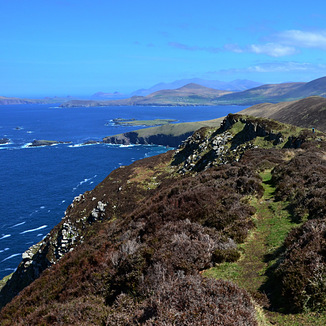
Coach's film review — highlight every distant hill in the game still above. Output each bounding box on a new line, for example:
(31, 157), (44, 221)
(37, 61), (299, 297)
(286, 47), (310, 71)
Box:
(91, 91), (128, 100)
(214, 82), (305, 105)
(238, 96), (326, 132)
(61, 83), (233, 107)
(0, 95), (77, 105)
(0, 96), (47, 105)
(284, 76), (326, 99)
(131, 78), (262, 96)
(216, 76), (326, 105)
(5, 76), (326, 107)
(62, 76), (326, 107)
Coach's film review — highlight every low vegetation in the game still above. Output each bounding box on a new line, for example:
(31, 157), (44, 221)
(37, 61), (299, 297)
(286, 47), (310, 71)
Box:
(1, 114), (326, 325)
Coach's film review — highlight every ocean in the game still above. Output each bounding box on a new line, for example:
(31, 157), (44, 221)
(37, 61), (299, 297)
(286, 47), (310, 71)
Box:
(0, 104), (245, 279)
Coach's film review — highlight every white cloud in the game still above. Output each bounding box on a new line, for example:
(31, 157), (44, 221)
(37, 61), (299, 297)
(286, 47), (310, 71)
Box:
(249, 43), (297, 57)
(168, 42), (221, 53)
(216, 61), (326, 74)
(278, 30), (326, 49)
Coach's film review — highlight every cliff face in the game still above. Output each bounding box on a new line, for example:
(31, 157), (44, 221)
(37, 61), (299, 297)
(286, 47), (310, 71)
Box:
(1, 114), (326, 325)
(103, 130), (194, 147)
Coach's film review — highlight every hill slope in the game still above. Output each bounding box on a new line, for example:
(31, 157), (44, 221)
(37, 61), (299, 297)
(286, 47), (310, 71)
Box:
(239, 96), (326, 132)
(1, 115), (326, 325)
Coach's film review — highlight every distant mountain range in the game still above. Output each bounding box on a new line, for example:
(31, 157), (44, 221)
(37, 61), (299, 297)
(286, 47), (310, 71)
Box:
(61, 76), (326, 108)
(61, 83), (233, 107)
(0, 95), (77, 105)
(3, 76), (326, 107)
(129, 78), (263, 96)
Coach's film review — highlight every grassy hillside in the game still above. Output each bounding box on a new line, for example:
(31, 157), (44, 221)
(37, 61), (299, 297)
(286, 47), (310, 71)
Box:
(1, 114), (326, 325)
(214, 82), (304, 105)
(239, 96), (326, 132)
(103, 117), (225, 146)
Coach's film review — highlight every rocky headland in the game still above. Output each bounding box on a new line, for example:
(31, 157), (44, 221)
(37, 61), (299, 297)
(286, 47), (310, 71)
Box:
(1, 113), (326, 325)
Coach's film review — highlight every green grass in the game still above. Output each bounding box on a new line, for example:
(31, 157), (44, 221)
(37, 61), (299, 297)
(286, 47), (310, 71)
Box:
(229, 121), (245, 134)
(203, 170), (326, 325)
(115, 119), (177, 126)
(202, 262), (242, 283)
(0, 273), (13, 291)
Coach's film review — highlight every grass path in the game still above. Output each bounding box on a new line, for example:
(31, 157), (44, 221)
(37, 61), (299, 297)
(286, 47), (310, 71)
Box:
(203, 170), (326, 325)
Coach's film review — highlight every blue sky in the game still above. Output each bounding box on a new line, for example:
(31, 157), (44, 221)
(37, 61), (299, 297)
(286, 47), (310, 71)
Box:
(1, 0), (326, 97)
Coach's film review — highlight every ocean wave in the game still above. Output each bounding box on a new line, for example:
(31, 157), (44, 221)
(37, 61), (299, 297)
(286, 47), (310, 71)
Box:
(72, 175), (98, 192)
(21, 142), (33, 149)
(104, 143), (137, 148)
(20, 225), (47, 234)
(68, 143), (84, 148)
(0, 234), (11, 240)
(0, 248), (9, 253)
(0, 141), (11, 146)
(68, 142), (100, 148)
(1, 253), (21, 262)
(9, 221), (26, 228)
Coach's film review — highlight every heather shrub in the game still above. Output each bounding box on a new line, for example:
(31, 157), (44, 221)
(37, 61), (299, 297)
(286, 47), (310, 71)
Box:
(106, 275), (258, 326)
(272, 219), (326, 312)
(272, 149), (326, 222)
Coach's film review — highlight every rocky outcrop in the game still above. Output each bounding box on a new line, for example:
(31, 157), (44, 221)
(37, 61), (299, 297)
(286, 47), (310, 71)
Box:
(0, 192), (110, 308)
(172, 114), (311, 174)
(28, 140), (71, 147)
(0, 138), (10, 145)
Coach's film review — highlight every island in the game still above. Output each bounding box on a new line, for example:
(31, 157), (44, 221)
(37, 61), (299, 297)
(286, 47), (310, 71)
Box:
(28, 140), (71, 147)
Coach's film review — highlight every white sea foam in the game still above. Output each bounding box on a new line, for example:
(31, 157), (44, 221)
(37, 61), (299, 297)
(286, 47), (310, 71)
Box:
(0, 248), (10, 253)
(69, 142), (99, 148)
(1, 253), (21, 262)
(20, 225), (47, 234)
(69, 144), (83, 148)
(72, 175), (98, 192)
(0, 234), (11, 240)
(21, 142), (33, 149)
(9, 221), (26, 228)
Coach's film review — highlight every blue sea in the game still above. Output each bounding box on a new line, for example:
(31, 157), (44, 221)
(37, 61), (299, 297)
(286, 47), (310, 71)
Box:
(0, 104), (245, 279)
